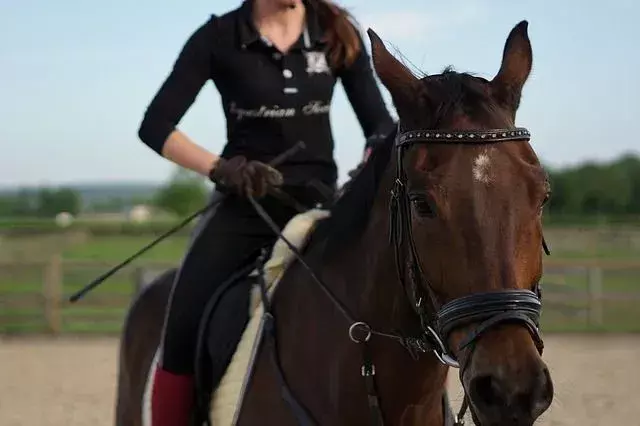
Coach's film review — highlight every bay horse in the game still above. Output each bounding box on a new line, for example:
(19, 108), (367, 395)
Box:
(116, 20), (554, 426)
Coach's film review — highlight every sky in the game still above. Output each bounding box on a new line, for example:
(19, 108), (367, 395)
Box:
(2, 0), (638, 187)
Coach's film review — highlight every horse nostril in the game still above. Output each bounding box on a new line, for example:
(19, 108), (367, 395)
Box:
(469, 374), (506, 409)
(467, 366), (553, 421)
(531, 367), (554, 416)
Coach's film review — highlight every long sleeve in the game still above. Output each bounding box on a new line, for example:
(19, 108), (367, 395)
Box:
(338, 29), (396, 149)
(137, 16), (218, 155)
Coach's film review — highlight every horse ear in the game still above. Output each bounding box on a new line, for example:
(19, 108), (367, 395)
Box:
(367, 29), (420, 112)
(491, 21), (533, 111)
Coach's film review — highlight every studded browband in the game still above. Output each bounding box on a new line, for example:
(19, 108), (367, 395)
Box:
(397, 127), (531, 146)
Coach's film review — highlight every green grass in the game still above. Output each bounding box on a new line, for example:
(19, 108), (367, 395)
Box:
(0, 217), (191, 234)
(550, 248), (640, 260)
(1, 226), (640, 335)
(62, 235), (188, 262)
(0, 230), (189, 264)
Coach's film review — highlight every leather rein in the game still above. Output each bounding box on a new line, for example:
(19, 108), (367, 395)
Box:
(243, 125), (550, 426)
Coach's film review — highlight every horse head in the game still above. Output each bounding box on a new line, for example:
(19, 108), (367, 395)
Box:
(368, 21), (554, 425)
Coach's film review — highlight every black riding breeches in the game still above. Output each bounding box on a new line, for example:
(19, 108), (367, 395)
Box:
(159, 189), (320, 375)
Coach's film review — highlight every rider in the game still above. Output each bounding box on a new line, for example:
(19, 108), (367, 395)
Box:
(137, 0), (394, 424)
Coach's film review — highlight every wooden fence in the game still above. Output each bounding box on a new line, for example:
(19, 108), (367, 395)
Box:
(0, 256), (175, 334)
(1, 257), (639, 334)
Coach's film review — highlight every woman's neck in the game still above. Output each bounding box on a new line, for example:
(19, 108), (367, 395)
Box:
(253, 0), (306, 33)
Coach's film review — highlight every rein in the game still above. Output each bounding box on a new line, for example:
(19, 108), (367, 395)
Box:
(247, 196), (414, 426)
(244, 125), (550, 426)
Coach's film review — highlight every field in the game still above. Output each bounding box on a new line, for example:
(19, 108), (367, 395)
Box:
(0, 335), (638, 426)
(2, 224), (640, 334)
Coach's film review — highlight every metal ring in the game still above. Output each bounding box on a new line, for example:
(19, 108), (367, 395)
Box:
(425, 325), (449, 354)
(425, 325), (460, 368)
(348, 322), (372, 343)
(435, 351), (461, 369)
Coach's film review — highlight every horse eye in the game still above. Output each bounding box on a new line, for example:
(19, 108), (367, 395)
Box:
(541, 191), (551, 207)
(409, 193), (436, 218)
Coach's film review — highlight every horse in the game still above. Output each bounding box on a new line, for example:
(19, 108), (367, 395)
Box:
(115, 20), (554, 426)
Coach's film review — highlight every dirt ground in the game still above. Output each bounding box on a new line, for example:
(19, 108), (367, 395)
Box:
(0, 335), (638, 425)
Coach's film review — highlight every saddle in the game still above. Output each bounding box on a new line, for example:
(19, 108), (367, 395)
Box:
(193, 207), (331, 425)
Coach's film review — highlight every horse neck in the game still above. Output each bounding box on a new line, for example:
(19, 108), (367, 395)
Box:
(329, 158), (417, 329)
(321, 164), (450, 423)
(354, 179), (416, 325)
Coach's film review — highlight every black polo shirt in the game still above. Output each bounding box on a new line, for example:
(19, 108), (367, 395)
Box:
(138, 0), (394, 187)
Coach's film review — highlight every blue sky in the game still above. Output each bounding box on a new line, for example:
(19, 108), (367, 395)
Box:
(2, 0), (638, 187)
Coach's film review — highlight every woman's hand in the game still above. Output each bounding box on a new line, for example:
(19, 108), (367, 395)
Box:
(209, 156), (283, 198)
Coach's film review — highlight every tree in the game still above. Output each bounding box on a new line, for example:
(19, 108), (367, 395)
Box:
(546, 153), (640, 217)
(36, 187), (82, 217)
(90, 197), (127, 213)
(153, 168), (209, 217)
(0, 189), (36, 217)
(12, 189), (36, 215)
(614, 154), (640, 213)
(0, 196), (16, 217)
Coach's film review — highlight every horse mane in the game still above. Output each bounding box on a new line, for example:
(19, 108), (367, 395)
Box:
(310, 125), (397, 256)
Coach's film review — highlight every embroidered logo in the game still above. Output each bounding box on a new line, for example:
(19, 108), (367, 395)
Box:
(304, 51), (330, 75)
(302, 100), (330, 115)
(228, 101), (330, 120)
(229, 102), (295, 120)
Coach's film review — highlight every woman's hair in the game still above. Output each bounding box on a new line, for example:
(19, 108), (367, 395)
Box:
(311, 0), (361, 70)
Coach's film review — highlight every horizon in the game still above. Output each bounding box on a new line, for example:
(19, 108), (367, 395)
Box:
(3, 0), (639, 187)
(1, 150), (639, 191)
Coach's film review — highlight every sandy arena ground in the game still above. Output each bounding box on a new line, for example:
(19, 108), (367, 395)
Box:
(0, 335), (638, 425)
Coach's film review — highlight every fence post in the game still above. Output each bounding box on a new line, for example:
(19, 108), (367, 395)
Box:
(43, 254), (63, 334)
(134, 267), (146, 296)
(587, 266), (603, 327)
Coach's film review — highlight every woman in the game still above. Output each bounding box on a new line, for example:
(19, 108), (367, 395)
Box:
(137, 0), (394, 424)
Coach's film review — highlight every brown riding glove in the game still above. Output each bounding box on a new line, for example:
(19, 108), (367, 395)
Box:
(208, 156), (283, 198)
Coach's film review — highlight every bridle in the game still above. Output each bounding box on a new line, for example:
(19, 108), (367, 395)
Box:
(388, 124), (549, 423)
(244, 125), (550, 426)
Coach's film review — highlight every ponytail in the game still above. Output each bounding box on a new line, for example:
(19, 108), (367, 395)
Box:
(311, 0), (361, 70)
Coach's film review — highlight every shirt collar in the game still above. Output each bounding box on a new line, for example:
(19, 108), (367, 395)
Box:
(237, 0), (324, 49)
